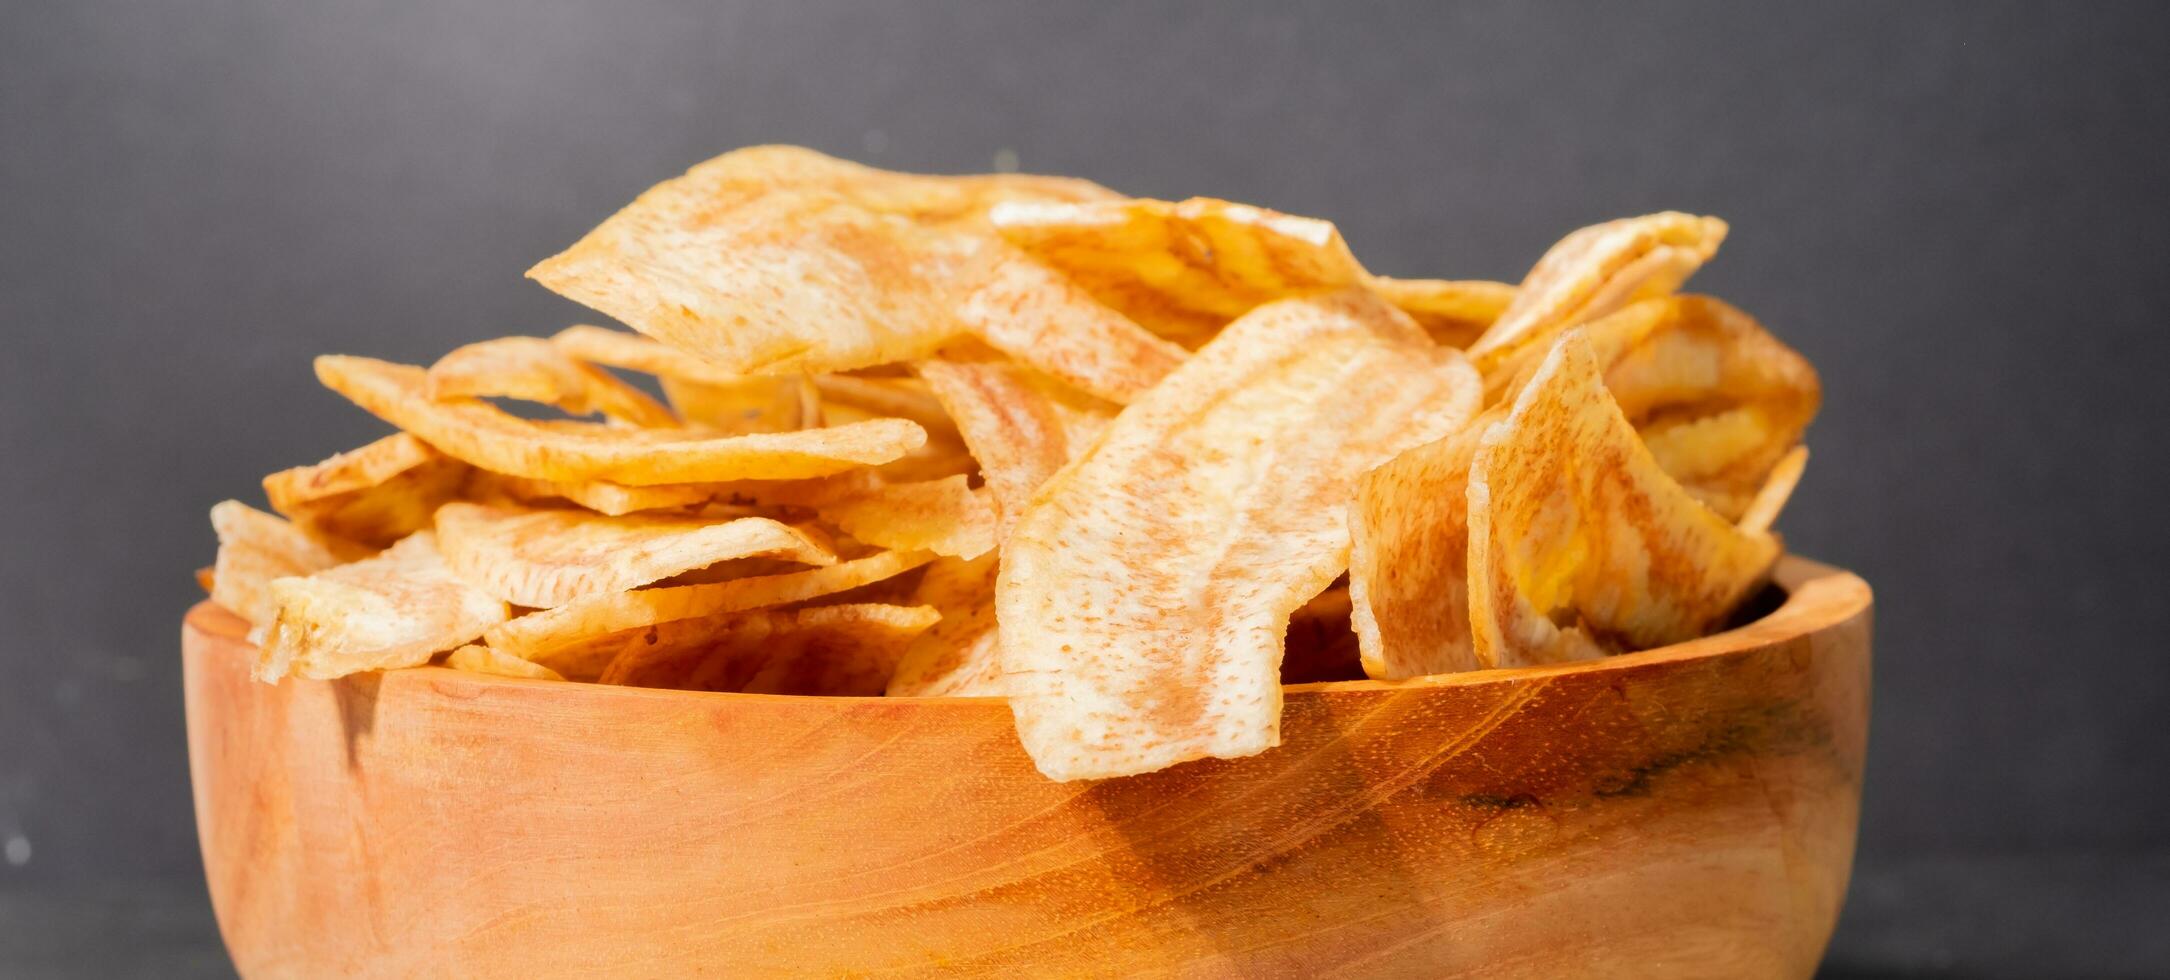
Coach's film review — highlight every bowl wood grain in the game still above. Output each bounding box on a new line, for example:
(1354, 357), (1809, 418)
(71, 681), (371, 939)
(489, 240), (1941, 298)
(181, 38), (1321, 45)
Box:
(184, 555), (1870, 978)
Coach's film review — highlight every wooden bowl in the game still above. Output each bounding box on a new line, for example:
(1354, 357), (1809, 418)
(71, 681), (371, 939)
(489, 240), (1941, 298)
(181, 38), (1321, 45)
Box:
(183, 556), (1870, 978)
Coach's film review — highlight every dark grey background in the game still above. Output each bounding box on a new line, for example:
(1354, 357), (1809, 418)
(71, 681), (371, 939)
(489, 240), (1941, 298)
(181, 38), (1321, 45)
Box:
(4, 2), (2167, 976)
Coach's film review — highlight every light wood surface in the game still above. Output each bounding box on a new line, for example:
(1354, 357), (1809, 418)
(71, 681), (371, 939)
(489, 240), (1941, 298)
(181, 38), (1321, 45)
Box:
(184, 556), (1871, 978)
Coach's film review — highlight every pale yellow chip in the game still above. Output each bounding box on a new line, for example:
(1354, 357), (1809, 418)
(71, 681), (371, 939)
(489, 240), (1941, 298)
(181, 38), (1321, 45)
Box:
(255, 531), (511, 682)
(1346, 419), (1493, 679)
(810, 374), (957, 441)
(1465, 332), (1779, 667)
(1484, 295), (1821, 520)
(916, 354), (1113, 535)
(1363, 277), (1517, 348)
(427, 336), (677, 427)
(209, 500), (346, 626)
(549, 325), (818, 435)
(468, 472), (719, 516)
(1465, 212), (1728, 371)
(885, 553), (1003, 697)
(999, 288), (1483, 780)
(990, 196), (1368, 347)
(549, 324), (744, 385)
(817, 475), (995, 560)
(316, 355), (925, 484)
(433, 502), (836, 607)
(483, 548), (936, 661)
(262, 433), (470, 549)
(444, 644), (565, 681)
(527, 147), (1182, 402)
(597, 602), (939, 695)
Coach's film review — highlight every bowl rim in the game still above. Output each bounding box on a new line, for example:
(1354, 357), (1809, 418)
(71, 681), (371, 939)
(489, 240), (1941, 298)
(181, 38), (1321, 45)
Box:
(184, 553), (1868, 705)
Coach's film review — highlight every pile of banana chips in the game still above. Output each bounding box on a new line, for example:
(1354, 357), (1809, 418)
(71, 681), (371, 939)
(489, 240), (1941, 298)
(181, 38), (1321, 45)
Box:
(205, 146), (1818, 781)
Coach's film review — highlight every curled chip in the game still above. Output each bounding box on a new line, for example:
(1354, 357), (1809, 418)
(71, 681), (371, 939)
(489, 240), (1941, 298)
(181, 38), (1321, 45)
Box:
(527, 146), (1182, 402)
(917, 354), (1113, 535)
(1739, 445), (1810, 536)
(1485, 294), (1821, 520)
(1465, 332), (1779, 667)
(433, 502), (837, 607)
(209, 500), (347, 626)
(445, 644), (565, 681)
(467, 473), (720, 516)
(256, 531), (510, 682)
(599, 603), (939, 696)
(886, 553), (1003, 697)
(818, 475), (996, 560)
(811, 374), (958, 441)
(1346, 421), (1492, 679)
(426, 336), (677, 427)
(1364, 277), (1517, 348)
(1000, 289), (1482, 781)
(1465, 212), (1728, 371)
(552, 325), (819, 435)
(316, 355), (925, 484)
(483, 548), (936, 661)
(262, 433), (469, 549)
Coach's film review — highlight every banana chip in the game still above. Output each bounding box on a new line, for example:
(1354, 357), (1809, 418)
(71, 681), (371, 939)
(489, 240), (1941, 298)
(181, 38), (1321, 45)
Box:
(598, 603), (939, 696)
(1000, 289), (1483, 780)
(886, 553), (1003, 697)
(209, 500), (346, 626)
(445, 644), (565, 681)
(433, 502), (837, 607)
(262, 433), (469, 549)
(468, 473), (719, 516)
(1466, 212), (1728, 371)
(527, 148), (1181, 402)
(255, 532), (510, 682)
(1364, 277), (1517, 348)
(1465, 332), (1779, 667)
(482, 548), (936, 661)
(316, 355), (925, 484)
(1739, 445), (1810, 536)
(817, 475), (996, 560)
(917, 355), (1113, 535)
(427, 336), (677, 427)
(811, 374), (957, 440)
(1346, 420), (1493, 679)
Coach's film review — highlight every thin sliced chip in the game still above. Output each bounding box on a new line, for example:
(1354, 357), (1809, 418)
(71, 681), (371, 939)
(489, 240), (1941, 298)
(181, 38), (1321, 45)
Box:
(315, 355), (925, 484)
(426, 336), (677, 427)
(469, 472), (720, 516)
(886, 553), (1003, 696)
(1465, 332), (1779, 667)
(1738, 445), (1809, 536)
(549, 324), (743, 385)
(662, 375), (818, 434)
(433, 502), (836, 607)
(527, 150), (1181, 402)
(1364, 277), (1517, 348)
(916, 355), (1113, 535)
(262, 433), (470, 549)
(483, 548), (936, 661)
(620, 145), (1121, 231)
(209, 500), (345, 626)
(818, 475), (995, 560)
(1346, 418), (1493, 679)
(445, 644), (565, 681)
(256, 531), (510, 682)
(1000, 289), (1483, 781)
(598, 603), (938, 695)
(990, 196), (1367, 347)
(1465, 212), (1727, 371)
(1282, 581), (1360, 684)
(810, 374), (956, 438)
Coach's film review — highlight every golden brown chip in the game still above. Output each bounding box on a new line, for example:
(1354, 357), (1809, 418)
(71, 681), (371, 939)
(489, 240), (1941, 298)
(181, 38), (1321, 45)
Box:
(817, 475), (995, 560)
(549, 324), (743, 385)
(1738, 444), (1809, 536)
(316, 355), (925, 484)
(433, 502), (836, 607)
(661, 375), (818, 434)
(1345, 419), (1493, 679)
(483, 548), (936, 661)
(262, 433), (470, 549)
(1363, 277), (1517, 348)
(885, 553), (1003, 697)
(1465, 212), (1727, 371)
(597, 603), (938, 695)
(989, 196), (1368, 347)
(810, 374), (957, 440)
(526, 149), (1181, 402)
(468, 472), (719, 516)
(444, 644), (565, 681)
(255, 531), (511, 682)
(426, 336), (677, 427)
(1000, 289), (1483, 780)
(209, 500), (346, 626)
(916, 355), (1113, 535)
(1465, 332), (1779, 667)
